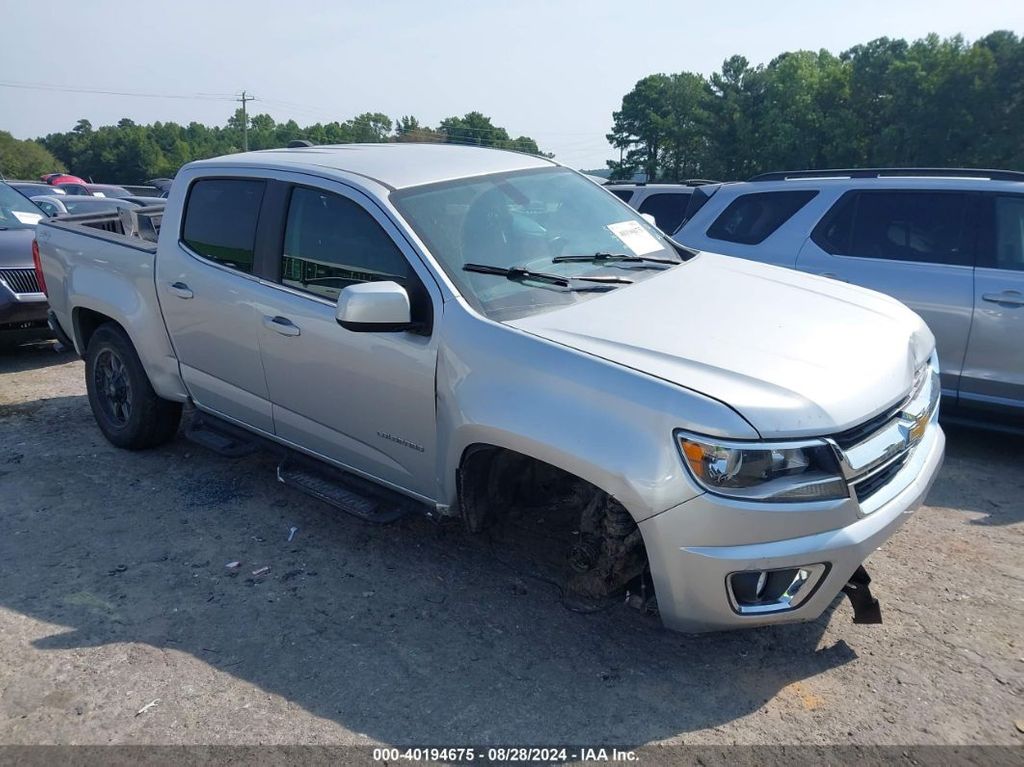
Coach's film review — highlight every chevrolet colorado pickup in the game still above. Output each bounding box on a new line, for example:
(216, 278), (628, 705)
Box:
(35, 144), (945, 632)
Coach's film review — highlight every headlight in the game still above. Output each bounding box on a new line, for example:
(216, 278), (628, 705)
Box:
(676, 431), (848, 502)
(928, 352), (941, 416)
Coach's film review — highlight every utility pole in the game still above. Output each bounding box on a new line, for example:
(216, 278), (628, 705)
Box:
(238, 90), (255, 151)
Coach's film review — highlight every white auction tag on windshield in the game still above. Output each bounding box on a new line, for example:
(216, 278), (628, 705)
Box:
(606, 220), (662, 256)
(12, 211), (42, 225)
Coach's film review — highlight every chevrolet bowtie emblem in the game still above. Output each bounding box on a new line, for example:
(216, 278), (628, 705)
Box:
(899, 410), (928, 447)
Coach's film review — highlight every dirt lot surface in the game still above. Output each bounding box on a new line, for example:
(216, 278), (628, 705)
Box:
(0, 342), (1021, 747)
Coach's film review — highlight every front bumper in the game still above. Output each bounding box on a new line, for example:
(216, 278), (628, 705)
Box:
(0, 287), (49, 341)
(640, 423), (945, 632)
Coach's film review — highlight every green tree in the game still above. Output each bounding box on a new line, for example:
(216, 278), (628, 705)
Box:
(439, 111), (510, 147)
(395, 116), (444, 144)
(607, 29), (1024, 181)
(0, 131), (64, 179)
(346, 112), (393, 143)
(607, 74), (676, 180)
(30, 107), (537, 182)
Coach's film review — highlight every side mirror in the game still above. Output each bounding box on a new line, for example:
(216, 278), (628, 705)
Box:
(640, 212), (657, 227)
(335, 281), (413, 332)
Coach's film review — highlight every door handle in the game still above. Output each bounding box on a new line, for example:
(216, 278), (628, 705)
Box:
(982, 290), (1024, 307)
(168, 282), (193, 299)
(263, 315), (301, 336)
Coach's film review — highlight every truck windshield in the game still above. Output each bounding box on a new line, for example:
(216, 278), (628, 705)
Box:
(392, 168), (683, 320)
(0, 183), (45, 230)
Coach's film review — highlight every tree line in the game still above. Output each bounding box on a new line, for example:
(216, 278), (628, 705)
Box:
(1, 111), (545, 183)
(607, 30), (1024, 181)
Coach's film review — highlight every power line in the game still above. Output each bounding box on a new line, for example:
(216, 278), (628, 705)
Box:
(0, 80), (235, 101)
(0, 80), (612, 160)
(0, 81), (601, 147)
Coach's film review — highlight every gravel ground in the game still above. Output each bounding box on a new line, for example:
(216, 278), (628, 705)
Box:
(0, 341), (1021, 747)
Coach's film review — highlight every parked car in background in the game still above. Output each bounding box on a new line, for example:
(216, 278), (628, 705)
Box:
(37, 144), (944, 633)
(41, 173), (86, 186)
(673, 168), (1024, 423)
(30, 196), (69, 218)
(603, 181), (716, 234)
(9, 182), (67, 199)
(145, 178), (174, 197)
(121, 185), (164, 197)
(0, 182), (49, 347)
(121, 196), (168, 207)
(30, 195), (158, 217)
(56, 182), (133, 198)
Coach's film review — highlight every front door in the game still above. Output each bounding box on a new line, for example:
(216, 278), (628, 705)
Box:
(257, 181), (440, 500)
(960, 193), (1024, 412)
(796, 189), (976, 398)
(156, 177), (275, 432)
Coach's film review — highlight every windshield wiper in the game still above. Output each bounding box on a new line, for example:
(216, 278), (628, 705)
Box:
(552, 251), (681, 266)
(463, 263), (632, 290)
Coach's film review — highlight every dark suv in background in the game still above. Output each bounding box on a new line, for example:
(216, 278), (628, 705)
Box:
(0, 182), (49, 347)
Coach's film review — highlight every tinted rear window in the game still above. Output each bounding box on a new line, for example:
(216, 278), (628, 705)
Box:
(638, 192), (692, 233)
(182, 179), (266, 273)
(706, 190), (818, 245)
(812, 191), (972, 266)
(977, 194), (1024, 272)
(610, 189), (633, 203)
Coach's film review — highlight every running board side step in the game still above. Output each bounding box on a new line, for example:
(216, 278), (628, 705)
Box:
(184, 411), (262, 457)
(277, 453), (417, 524)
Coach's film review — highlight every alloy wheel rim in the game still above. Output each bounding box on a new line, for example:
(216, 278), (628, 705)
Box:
(94, 349), (132, 425)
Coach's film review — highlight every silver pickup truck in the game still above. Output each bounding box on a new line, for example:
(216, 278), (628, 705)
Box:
(36, 145), (945, 633)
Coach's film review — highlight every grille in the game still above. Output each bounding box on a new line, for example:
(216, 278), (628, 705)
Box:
(832, 403), (902, 449)
(852, 454), (908, 502)
(0, 268), (41, 295)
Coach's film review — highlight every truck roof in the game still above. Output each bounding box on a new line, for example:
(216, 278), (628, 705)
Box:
(191, 143), (557, 191)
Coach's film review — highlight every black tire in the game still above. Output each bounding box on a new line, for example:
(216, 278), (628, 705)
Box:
(85, 323), (182, 449)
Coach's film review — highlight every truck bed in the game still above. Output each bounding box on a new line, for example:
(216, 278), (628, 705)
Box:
(44, 205), (164, 248)
(35, 202), (189, 401)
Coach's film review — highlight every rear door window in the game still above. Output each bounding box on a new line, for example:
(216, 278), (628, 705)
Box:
(706, 190), (818, 245)
(812, 191), (972, 266)
(610, 189), (634, 203)
(638, 192), (692, 233)
(985, 195), (1024, 271)
(181, 178), (266, 273)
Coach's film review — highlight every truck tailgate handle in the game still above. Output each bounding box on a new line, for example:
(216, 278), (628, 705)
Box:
(168, 282), (194, 299)
(982, 290), (1024, 307)
(263, 315), (301, 336)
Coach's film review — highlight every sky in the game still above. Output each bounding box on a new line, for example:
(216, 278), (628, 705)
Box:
(1, 0), (1022, 170)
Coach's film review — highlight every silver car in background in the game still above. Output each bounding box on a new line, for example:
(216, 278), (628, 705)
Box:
(674, 169), (1024, 423)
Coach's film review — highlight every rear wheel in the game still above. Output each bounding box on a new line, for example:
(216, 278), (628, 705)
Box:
(85, 323), (181, 449)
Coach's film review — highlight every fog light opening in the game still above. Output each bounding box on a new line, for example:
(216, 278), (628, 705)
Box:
(727, 563), (828, 615)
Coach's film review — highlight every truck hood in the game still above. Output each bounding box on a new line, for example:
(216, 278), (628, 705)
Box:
(509, 253), (934, 438)
(0, 229), (36, 269)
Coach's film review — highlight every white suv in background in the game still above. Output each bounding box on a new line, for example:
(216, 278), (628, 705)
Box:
(672, 168), (1024, 424)
(603, 181), (713, 234)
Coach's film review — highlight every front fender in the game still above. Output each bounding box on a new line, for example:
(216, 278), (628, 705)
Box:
(434, 306), (757, 522)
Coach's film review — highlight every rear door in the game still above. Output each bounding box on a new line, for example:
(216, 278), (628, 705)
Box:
(960, 193), (1024, 411)
(155, 176), (277, 432)
(796, 190), (976, 398)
